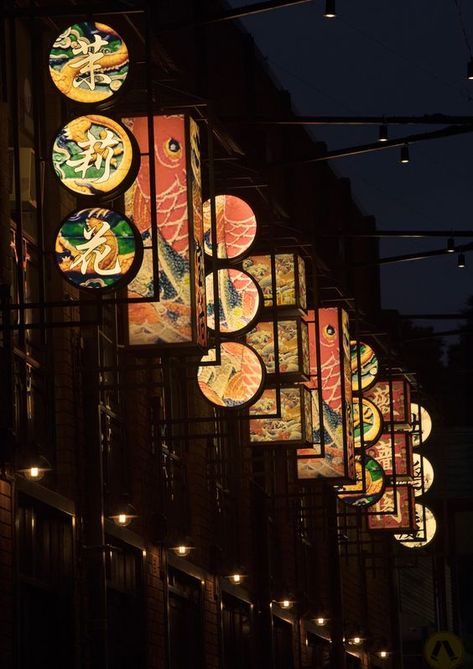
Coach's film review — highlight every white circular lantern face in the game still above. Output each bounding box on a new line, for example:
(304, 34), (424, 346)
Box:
(410, 403), (432, 447)
(352, 398), (383, 447)
(412, 453), (434, 497)
(49, 21), (129, 103)
(206, 269), (261, 334)
(395, 505), (437, 549)
(351, 341), (379, 392)
(52, 115), (136, 197)
(197, 342), (264, 409)
(203, 195), (257, 260)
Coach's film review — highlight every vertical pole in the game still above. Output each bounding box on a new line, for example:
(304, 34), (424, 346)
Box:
(328, 491), (346, 669)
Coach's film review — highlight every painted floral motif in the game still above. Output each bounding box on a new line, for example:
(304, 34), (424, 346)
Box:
(49, 22), (129, 103)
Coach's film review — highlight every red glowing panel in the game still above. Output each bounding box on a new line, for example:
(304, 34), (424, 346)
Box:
(124, 115), (206, 347)
(364, 379), (411, 427)
(366, 433), (413, 477)
(203, 195), (257, 260)
(367, 485), (416, 532)
(205, 269), (260, 334)
(197, 342), (264, 409)
(249, 386), (312, 445)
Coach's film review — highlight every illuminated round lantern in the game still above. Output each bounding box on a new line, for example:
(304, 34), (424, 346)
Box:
(205, 269), (261, 334)
(410, 403), (432, 447)
(52, 115), (136, 197)
(54, 208), (142, 291)
(49, 21), (129, 104)
(203, 195), (257, 260)
(337, 455), (385, 507)
(352, 397), (383, 447)
(351, 341), (379, 392)
(395, 504), (437, 548)
(197, 342), (264, 408)
(412, 453), (434, 497)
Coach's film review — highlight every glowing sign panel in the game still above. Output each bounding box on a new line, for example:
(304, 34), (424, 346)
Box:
(412, 453), (434, 496)
(198, 342), (263, 408)
(353, 397), (383, 447)
(351, 341), (379, 392)
(55, 207), (141, 291)
(367, 433), (413, 477)
(364, 379), (411, 427)
(53, 115), (135, 197)
(203, 195), (257, 260)
(206, 269), (260, 334)
(246, 319), (309, 377)
(368, 484), (416, 532)
(395, 504), (437, 548)
(411, 403), (432, 447)
(249, 386), (312, 445)
(243, 254), (306, 310)
(337, 455), (385, 507)
(49, 22), (129, 104)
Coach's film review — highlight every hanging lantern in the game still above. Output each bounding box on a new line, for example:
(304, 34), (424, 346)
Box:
(49, 21), (130, 104)
(410, 403), (432, 447)
(352, 397), (383, 448)
(394, 504), (437, 548)
(336, 455), (386, 508)
(243, 253), (307, 313)
(367, 484), (416, 532)
(364, 378), (411, 430)
(246, 318), (310, 379)
(366, 433), (413, 478)
(203, 194), (257, 261)
(205, 268), (261, 334)
(297, 308), (355, 481)
(411, 453), (434, 496)
(124, 114), (206, 348)
(54, 207), (142, 291)
(351, 341), (379, 392)
(197, 342), (264, 409)
(52, 115), (137, 198)
(249, 385), (312, 446)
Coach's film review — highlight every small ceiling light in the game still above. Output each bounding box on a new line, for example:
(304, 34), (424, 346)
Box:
(279, 599), (294, 610)
(17, 456), (52, 482)
(468, 59), (473, 80)
(227, 573), (246, 585)
(447, 237), (455, 253)
(458, 253), (466, 268)
(324, 0), (336, 18)
(400, 144), (410, 164)
(171, 544), (193, 558)
(379, 650), (389, 659)
(315, 617), (327, 626)
(109, 502), (138, 528)
(378, 125), (388, 142)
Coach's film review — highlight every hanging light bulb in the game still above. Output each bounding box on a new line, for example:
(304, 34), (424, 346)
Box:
(109, 502), (138, 528)
(226, 573), (246, 585)
(379, 650), (389, 659)
(170, 540), (194, 558)
(378, 125), (388, 142)
(447, 238), (455, 253)
(324, 0), (336, 18)
(278, 598), (294, 610)
(467, 59), (473, 80)
(458, 253), (466, 268)
(315, 616), (328, 626)
(17, 455), (51, 481)
(400, 144), (410, 164)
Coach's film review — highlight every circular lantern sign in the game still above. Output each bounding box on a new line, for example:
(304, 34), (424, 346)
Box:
(351, 341), (379, 392)
(337, 455), (385, 507)
(203, 194), (257, 260)
(412, 453), (434, 497)
(52, 115), (136, 197)
(206, 269), (261, 334)
(410, 403), (432, 447)
(352, 397), (383, 447)
(395, 505), (437, 548)
(197, 342), (264, 409)
(55, 208), (142, 291)
(49, 21), (129, 104)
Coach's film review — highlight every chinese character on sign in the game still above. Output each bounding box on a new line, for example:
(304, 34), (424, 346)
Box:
(70, 33), (113, 92)
(66, 129), (118, 183)
(69, 220), (121, 276)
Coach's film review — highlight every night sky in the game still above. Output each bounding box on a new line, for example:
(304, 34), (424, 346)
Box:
(228, 0), (473, 331)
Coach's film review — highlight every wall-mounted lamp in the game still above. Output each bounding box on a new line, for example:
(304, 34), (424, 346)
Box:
(378, 650), (389, 659)
(315, 616), (328, 626)
(468, 59), (473, 80)
(378, 125), (388, 143)
(109, 502), (138, 528)
(226, 573), (246, 585)
(400, 144), (410, 164)
(17, 455), (52, 482)
(278, 599), (295, 610)
(324, 0), (336, 18)
(458, 253), (466, 268)
(171, 544), (194, 558)
(447, 237), (455, 253)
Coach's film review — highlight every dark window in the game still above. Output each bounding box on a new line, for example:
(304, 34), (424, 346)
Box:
(106, 539), (145, 669)
(222, 593), (252, 669)
(168, 568), (204, 669)
(307, 633), (331, 668)
(17, 495), (74, 669)
(273, 616), (294, 669)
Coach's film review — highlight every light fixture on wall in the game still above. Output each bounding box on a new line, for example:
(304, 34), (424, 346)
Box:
(324, 0), (336, 18)
(17, 455), (52, 482)
(468, 59), (473, 80)
(400, 144), (410, 164)
(458, 253), (466, 268)
(315, 616), (328, 626)
(447, 237), (455, 253)
(378, 125), (388, 142)
(226, 572), (246, 585)
(109, 502), (138, 528)
(277, 598), (295, 610)
(170, 539), (194, 558)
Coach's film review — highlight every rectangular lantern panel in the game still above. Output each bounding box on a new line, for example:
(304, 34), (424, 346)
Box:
(246, 318), (310, 379)
(249, 386), (312, 446)
(297, 308), (355, 481)
(364, 378), (411, 428)
(366, 433), (413, 478)
(124, 115), (206, 347)
(367, 484), (416, 532)
(243, 253), (306, 312)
